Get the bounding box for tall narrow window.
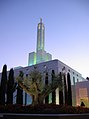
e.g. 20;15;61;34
77;78;79;82
73;77;75;85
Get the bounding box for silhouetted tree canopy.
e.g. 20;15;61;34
81;101;85;107
0;64;7;105
67;73;72;106
16;71;23;105
7;68;15;104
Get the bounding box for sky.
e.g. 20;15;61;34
0;0;89;78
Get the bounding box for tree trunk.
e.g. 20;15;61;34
32;94;39;106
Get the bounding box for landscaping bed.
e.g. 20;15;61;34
0;104;89;114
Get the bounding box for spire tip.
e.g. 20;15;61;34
40;18;42;23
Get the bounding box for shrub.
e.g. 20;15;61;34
0;104;89;114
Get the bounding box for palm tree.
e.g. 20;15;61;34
16;70;63;106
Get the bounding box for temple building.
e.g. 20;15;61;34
0;19;89;107
13;59;87;106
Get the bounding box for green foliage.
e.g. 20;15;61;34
45;72;49;104
16;70;63;106
0;104;89;114
59;72;63;105
64;74;67;105
67;73;72;106
81;102;85;107
7;68;15;104
51;70;56;104
0;64;7;105
16;71;23;105
17;70;44;105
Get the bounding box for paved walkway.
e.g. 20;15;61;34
0;113;89;119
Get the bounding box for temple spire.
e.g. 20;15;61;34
37;18;45;52
40;18;42;23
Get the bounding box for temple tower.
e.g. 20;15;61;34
36;18;45;52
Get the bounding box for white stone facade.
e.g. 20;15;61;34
0;59;86;106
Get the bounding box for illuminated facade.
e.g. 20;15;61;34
76;81;89;107
28;19;52;66
8;59;86;106
28;52;36;66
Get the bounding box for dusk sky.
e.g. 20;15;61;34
0;0;89;78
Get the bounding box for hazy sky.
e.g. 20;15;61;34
0;0;89;78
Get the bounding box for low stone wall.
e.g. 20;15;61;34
1;114;89;119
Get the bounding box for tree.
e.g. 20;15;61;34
59;72;63;105
45;72;49;104
51;70;56;104
0;85;2;104
64;74;68;105
81;101;85;107
67;73;72;106
7;68;15;104
16;71;23;105
86;77;89;81
0;64;7;105
16;70;63;106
